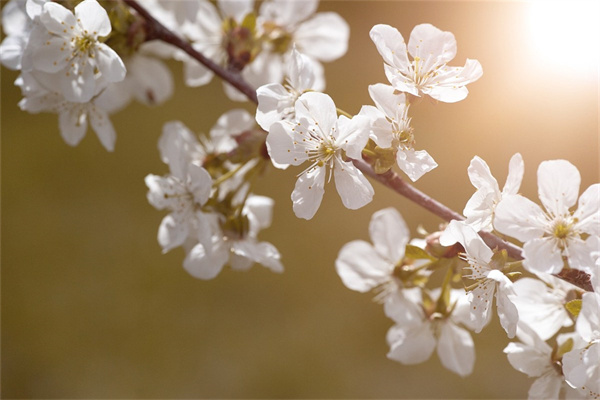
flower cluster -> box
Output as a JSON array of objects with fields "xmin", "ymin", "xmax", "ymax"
[{"xmin": 3, "ymin": 1, "xmax": 599, "ymax": 398}]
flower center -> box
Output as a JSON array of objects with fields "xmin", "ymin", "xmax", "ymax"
[{"xmin": 74, "ymin": 34, "xmax": 95, "ymax": 56}]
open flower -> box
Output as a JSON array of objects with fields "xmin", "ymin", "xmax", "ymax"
[
  {"xmin": 463, "ymin": 153, "xmax": 524, "ymax": 232},
  {"xmin": 256, "ymin": 48, "xmax": 318, "ymax": 132},
  {"xmin": 440, "ymin": 220, "xmax": 519, "ymax": 337},
  {"xmin": 504, "ymin": 323, "xmax": 583, "ymax": 400},
  {"xmin": 28, "ymin": 0, "xmax": 126, "ymax": 102},
  {"xmin": 335, "ymin": 207, "xmax": 431, "ymax": 301},
  {"xmin": 385, "ymin": 288, "xmax": 475, "ymax": 377},
  {"xmin": 494, "ymin": 160, "xmax": 600, "ymax": 275},
  {"xmin": 561, "ymin": 292, "xmax": 600, "ymax": 399},
  {"xmin": 266, "ymin": 92, "xmax": 373, "ymax": 219},
  {"xmin": 370, "ymin": 23, "xmax": 482, "ymax": 103},
  {"xmin": 359, "ymin": 83, "xmax": 437, "ymax": 181}
]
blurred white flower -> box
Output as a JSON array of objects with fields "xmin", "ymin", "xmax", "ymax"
[
  {"xmin": 494, "ymin": 160, "xmax": 600, "ymax": 275},
  {"xmin": 370, "ymin": 23, "xmax": 482, "ymax": 103},
  {"xmin": 385, "ymin": 288, "xmax": 475, "ymax": 377},
  {"xmin": 26, "ymin": 0, "xmax": 125, "ymax": 102},
  {"xmin": 16, "ymin": 71, "xmax": 116, "ymax": 151},
  {"xmin": 561, "ymin": 292, "xmax": 600, "ymax": 399},
  {"xmin": 504, "ymin": 323, "xmax": 584, "ymax": 400},
  {"xmin": 509, "ymin": 275, "xmax": 576, "ymax": 341}
]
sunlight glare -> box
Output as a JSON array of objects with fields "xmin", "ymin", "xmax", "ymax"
[{"xmin": 529, "ymin": 1, "xmax": 600, "ymax": 70}]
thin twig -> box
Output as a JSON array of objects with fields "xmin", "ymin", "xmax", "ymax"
[{"xmin": 122, "ymin": 0, "xmax": 257, "ymax": 103}]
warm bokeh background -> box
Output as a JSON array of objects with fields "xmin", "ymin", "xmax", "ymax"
[{"xmin": 2, "ymin": 1, "xmax": 599, "ymax": 398}]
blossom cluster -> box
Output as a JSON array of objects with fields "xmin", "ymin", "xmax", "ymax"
[{"xmin": 2, "ymin": 1, "xmax": 598, "ymax": 398}]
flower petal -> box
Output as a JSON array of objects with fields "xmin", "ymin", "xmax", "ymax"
[
  {"xmin": 369, "ymin": 207, "xmax": 409, "ymax": 263},
  {"xmin": 295, "ymin": 91, "xmax": 337, "ymax": 137},
  {"xmin": 522, "ymin": 237, "xmax": 564, "ymax": 275},
  {"xmin": 387, "ymin": 322, "xmax": 436, "ymax": 365},
  {"xmin": 369, "ymin": 24, "xmax": 410, "ymax": 74},
  {"xmin": 396, "ymin": 148, "xmax": 438, "ymax": 182},
  {"xmin": 74, "ymin": 0, "xmax": 111, "ymax": 38},
  {"xmin": 502, "ymin": 153, "xmax": 524, "ymax": 195},
  {"xmin": 335, "ymin": 240, "xmax": 392, "ymax": 292},
  {"xmin": 494, "ymin": 194, "xmax": 547, "ymax": 242},
  {"xmin": 291, "ymin": 165, "xmax": 326, "ymax": 220},
  {"xmin": 573, "ymin": 183, "xmax": 600, "ymax": 236},
  {"xmin": 437, "ymin": 322, "xmax": 475, "ymax": 377},
  {"xmin": 333, "ymin": 159, "xmax": 374, "ymax": 210},
  {"xmin": 294, "ymin": 12, "xmax": 349, "ymax": 62},
  {"xmin": 537, "ymin": 160, "xmax": 581, "ymax": 217}
]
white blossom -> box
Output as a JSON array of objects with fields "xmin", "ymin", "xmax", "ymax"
[
  {"xmin": 440, "ymin": 220, "xmax": 519, "ymax": 337},
  {"xmin": 370, "ymin": 23, "xmax": 482, "ymax": 103},
  {"xmin": 385, "ymin": 288, "xmax": 476, "ymax": 377},
  {"xmin": 266, "ymin": 92, "xmax": 373, "ymax": 219},
  {"xmin": 256, "ymin": 48, "xmax": 319, "ymax": 132},
  {"xmin": 145, "ymin": 121, "xmax": 213, "ymax": 253},
  {"xmin": 509, "ymin": 275, "xmax": 577, "ymax": 341},
  {"xmin": 26, "ymin": 0, "xmax": 126, "ymax": 102},
  {"xmin": 183, "ymin": 195, "xmax": 284, "ymax": 279},
  {"xmin": 359, "ymin": 83, "xmax": 437, "ymax": 181},
  {"xmin": 494, "ymin": 160, "xmax": 600, "ymax": 275},
  {"xmin": 463, "ymin": 153, "xmax": 524, "ymax": 232},
  {"xmin": 504, "ymin": 323, "xmax": 584, "ymax": 400},
  {"xmin": 562, "ymin": 292, "xmax": 600, "ymax": 399},
  {"xmin": 16, "ymin": 71, "xmax": 116, "ymax": 151}
]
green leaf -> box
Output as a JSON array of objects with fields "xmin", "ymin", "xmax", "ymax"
[
  {"xmin": 565, "ymin": 299, "xmax": 582, "ymax": 317},
  {"xmin": 405, "ymin": 244, "xmax": 436, "ymax": 261}
]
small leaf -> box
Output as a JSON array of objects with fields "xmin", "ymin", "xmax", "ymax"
[
  {"xmin": 405, "ymin": 244, "xmax": 435, "ymax": 261},
  {"xmin": 565, "ymin": 299, "xmax": 582, "ymax": 317},
  {"xmin": 555, "ymin": 338, "xmax": 574, "ymax": 359}
]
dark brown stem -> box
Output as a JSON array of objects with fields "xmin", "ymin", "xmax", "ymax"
[
  {"xmin": 122, "ymin": 0, "xmax": 257, "ymax": 103},
  {"xmin": 122, "ymin": 0, "xmax": 593, "ymax": 292}
]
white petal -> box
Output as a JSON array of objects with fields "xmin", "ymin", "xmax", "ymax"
[
  {"xmin": 567, "ymin": 236, "xmax": 599, "ymax": 272},
  {"xmin": 218, "ymin": 0, "xmax": 253, "ymax": 20},
  {"xmin": 384, "ymin": 289, "xmax": 424, "ymax": 326},
  {"xmin": 96, "ymin": 43, "xmax": 126, "ymax": 82},
  {"xmin": 386, "ymin": 322, "xmax": 436, "ymax": 365},
  {"xmin": 368, "ymin": 83, "xmax": 405, "ymax": 120},
  {"xmin": 522, "ymin": 237, "xmax": 564, "ymax": 275},
  {"xmin": 88, "ymin": 104, "xmax": 115, "ymax": 151},
  {"xmin": 287, "ymin": 48, "xmax": 316, "ymax": 91},
  {"xmin": 291, "ymin": 165, "xmax": 326, "ymax": 220},
  {"xmin": 510, "ymin": 278, "xmax": 572, "ymax": 341},
  {"xmin": 183, "ymin": 58, "xmax": 214, "ymax": 87},
  {"xmin": 573, "ymin": 183, "xmax": 600, "ymax": 236},
  {"xmin": 494, "ymin": 194, "xmax": 547, "ymax": 242},
  {"xmin": 440, "ymin": 220, "xmax": 493, "ymax": 263},
  {"xmin": 369, "ymin": 207, "xmax": 409, "ymax": 264},
  {"xmin": 396, "ymin": 148, "xmax": 437, "ymax": 182},
  {"xmin": 128, "ymin": 55, "xmax": 173, "ymax": 105},
  {"xmin": 437, "ymin": 322, "xmax": 475, "ymax": 377},
  {"xmin": 369, "ymin": 24, "xmax": 410, "ymax": 74},
  {"xmin": 335, "ymin": 240, "xmax": 392, "ymax": 292},
  {"xmin": 537, "ymin": 160, "xmax": 581, "ymax": 217},
  {"xmin": 58, "ymin": 105, "xmax": 87, "ymax": 146},
  {"xmin": 528, "ymin": 373, "xmax": 563, "ymax": 400},
  {"xmin": 244, "ymin": 195, "xmax": 274, "ymax": 231},
  {"xmin": 74, "ymin": 0, "xmax": 111, "ymax": 37},
  {"xmin": 295, "ymin": 91, "xmax": 337, "ymax": 136},
  {"xmin": 266, "ymin": 121, "xmax": 305, "ymax": 166},
  {"xmin": 502, "ymin": 153, "xmax": 524, "ymax": 195},
  {"xmin": 408, "ymin": 23, "xmax": 456, "ymax": 65},
  {"xmin": 41, "ymin": 2, "xmax": 76, "ymax": 36},
  {"xmin": 467, "ymin": 282, "xmax": 495, "ymax": 333},
  {"xmin": 187, "ymin": 163, "xmax": 212, "ymax": 206},
  {"xmin": 158, "ymin": 213, "xmax": 188, "ymax": 252},
  {"xmin": 503, "ymin": 342, "xmax": 550, "ymax": 377},
  {"xmin": 256, "ymin": 83, "xmax": 293, "ymax": 131},
  {"xmin": 259, "ymin": 0, "xmax": 318, "ymax": 26},
  {"xmin": 467, "ymin": 156, "xmax": 500, "ymax": 193},
  {"xmin": 231, "ymin": 240, "xmax": 284, "ymax": 273},
  {"xmin": 335, "ymin": 114, "xmax": 370, "ymax": 160},
  {"xmin": 183, "ymin": 240, "xmax": 228, "ymax": 280},
  {"xmin": 333, "ymin": 159, "xmax": 374, "ymax": 210},
  {"xmin": 31, "ymin": 35, "xmax": 71, "ymax": 73},
  {"xmin": 293, "ymin": 12, "xmax": 348, "ymax": 62},
  {"xmin": 463, "ymin": 188, "xmax": 496, "ymax": 232},
  {"xmin": 575, "ymin": 292, "xmax": 600, "ymax": 343},
  {"xmin": 495, "ymin": 283, "xmax": 519, "ymax": 338}
]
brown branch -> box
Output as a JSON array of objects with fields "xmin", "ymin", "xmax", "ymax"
[
  {"xmin": 122, "ymin": 0, "xmax": 257, "ymax": 103},
  {"xmin": 122, "ymin": 0, "xmax": 593, "ymax": 292}
]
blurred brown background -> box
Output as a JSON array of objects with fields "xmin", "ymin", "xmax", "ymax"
[{"xmin": 2, "ymin": 1, "xmax": 598, "ymax": 398}]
